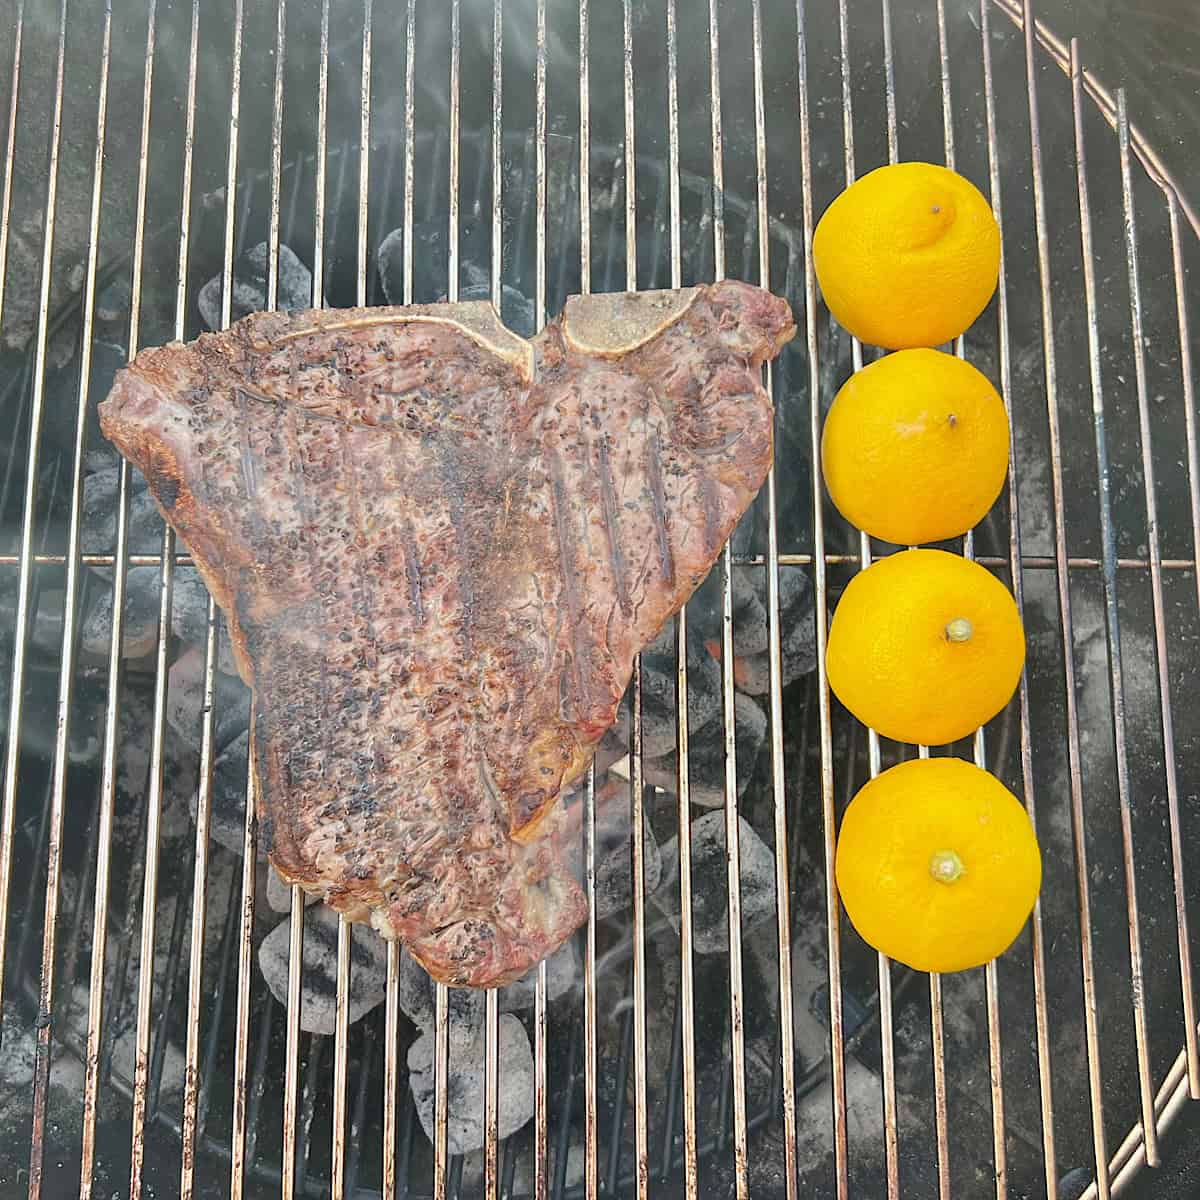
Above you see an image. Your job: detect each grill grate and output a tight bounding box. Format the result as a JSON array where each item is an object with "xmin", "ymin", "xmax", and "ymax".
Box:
[{"xmin": 0, "ymin": 0, "xmax": 1198, "ymax": 1198}]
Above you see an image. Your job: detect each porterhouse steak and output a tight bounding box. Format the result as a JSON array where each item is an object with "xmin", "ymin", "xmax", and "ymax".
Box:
[{"xmin": 99, "ymin": 280, "xmax": 795, "ymax": 987}]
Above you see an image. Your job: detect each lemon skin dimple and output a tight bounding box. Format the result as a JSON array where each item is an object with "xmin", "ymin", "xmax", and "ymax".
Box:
[
  {"xmin": 813, "ymin": 162, "xmax": 1001, "ymax": 350},
  {"xmin": 835, "ymin": 757, "xmax": 1042, "ymax": 974}
]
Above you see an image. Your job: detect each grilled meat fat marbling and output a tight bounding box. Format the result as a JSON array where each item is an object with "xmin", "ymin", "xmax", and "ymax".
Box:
[{"xmin": 99, "ymin": 280, "xmax": 796, "ymax": 987}]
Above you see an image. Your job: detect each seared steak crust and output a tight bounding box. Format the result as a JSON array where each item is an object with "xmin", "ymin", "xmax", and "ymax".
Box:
[{"xmin": 99, "ymin": 281, "xmax": 795, "ymax": 986}]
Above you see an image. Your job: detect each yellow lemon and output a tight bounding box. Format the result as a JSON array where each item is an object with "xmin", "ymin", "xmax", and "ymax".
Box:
[
  {"xmin": 835, "ymin": 757, "xmax": 1041, "ymax": 973},
  {"xmin": 826, "ymin": 549, "xmax": 1025, "ymax": 745},
  {"xmin": 813, "ymin": 162, "xmax": 1001, "ymax": 349},
  {"xmin": 821, "ymin": 348, "xmax": 1010, "ymax": 545}
]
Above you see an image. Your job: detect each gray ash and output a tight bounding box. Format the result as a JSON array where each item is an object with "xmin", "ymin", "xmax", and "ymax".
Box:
[
  {"xmin": 407, "ymin": 1013, "xmax": 536, "ymax": 1158},
  {"xmin": 257, "ymin": 903, "xmax": 389, "ymax": 1036},
  {"xmin": 397, "ymin": 948, "xmax": 486, "ymax": 1053},
  {"xmin": 654, "ymin": 812, "xmax": 778, "ymax": 956},
  {"xmin": 197, "ymin": 242, "xmax": 315, "ymax": 330}
]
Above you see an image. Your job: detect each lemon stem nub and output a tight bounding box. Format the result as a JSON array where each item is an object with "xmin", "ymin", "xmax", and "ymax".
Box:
[
  {"xmin": 945, "ymin": 617, "xmax": 973, "ymax": 643},
  {"xmin": 930, "ymin": 849, "xmax": 965, "ymax": 884}
]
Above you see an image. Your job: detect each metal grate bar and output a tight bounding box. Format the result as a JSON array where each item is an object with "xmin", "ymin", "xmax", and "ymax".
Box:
[
  {"xmin": 662, "ymin": 3, "xmax": 699, "ymax": 1194},
  {"xmin": 181, "ymin": 596, "xmax": 219, "ymax": 1191},
  {"xmin": 979, "ymin": 1, "xmax": 1060, "ymax": 1193},
  {"xmin": 132, "ymin": 129, "xmax": 178, "ymax": 1200},
  {"xmin": 0, "ymin": 0, "xmax": 66, "ymax": 1054},
  {"xmin": 282, "ymin": 9, "xmax": 329, "ymax": 1196},
  {"xmin": 4, "ymin": 550, "xmax": 1198, "ymax": 572},
  {"xmin": 928, "ymin": 954, "xmax": 951, "ymax": 1199},
  {"xmin": 880, "ymin": 0, "xmax": 898, "ymax": 160},
  {"xmin": 915, "ymin": 754, "xmax": 952, "ymax": 1195},
  {"xmin": 230, "ymin": 539, "xmax": 260, "ymax": 1192},
  {"xmin": 1070, "ymin": 39, "xmax": 1159, "ymax": 1167},
  {"xmin": 573, "ymin": 0, "xmax": 599, "ymax": 1191},
  {"xmin": 794, "ymin": 2, "xmax": 850, "ymax": 1196},
  {"xmin": 833, "ymin": 3, "xmax": 908, "ymax": 1195},
  {"xmin": 620, "ymin": 3, "xmax": 653, "ymax": 1198},
  {"xmin": 878, "ymin": 4, "xmax": 906, "ymax": 1194},
  {"xmin": 1087, "ymin": 1023, "xmax": 1200, "ymax": 1197},
  {"xmin": 130, "ymin": 0, "xmax": 204, "ymax": 1186},
  {"xmin": 356, "ymin": 0, "xmax": 372, "ymax": 304},
  {"xmin": 176, "ymin": 4, "xmax": 214, "ymax": 1192},
  {"xmin": 983, "ymin": 957, "xmax": 1009, "ymax": 1194},
  {"xmin": 221, "ymin": 0, "xmax": 245, "ymax": 336},
  {"xmin": 704, "ymin": 4, "xmax": 752, "ymax": 1195},
  {"xmin": 432, "ymin": 5, "xmax": 462, "ymax": 1197},
  {"xmin": 379, "ymin": 636, "xmax": 400, "ymax": 1157},
  {"xmin": 1116, "ymin": 89, "xmax": 1200, "ymax": 1102},
  {"xmin": 220, "ymin": 0, "xmax": 258, "ymax": 1193},
  {"xmin": 28, "ymin": 5, "xmax": 111, "ymax": 1196},
  {"xmin": 1170, "ymin": 204, "xmax": 1200, "ymax": 827},
  {"xmin": 749, "ymin": 1, "xmax": 801, "ymax": 1197},
  {"xmin": 332, "ymin": 917, "xmax": 352, "ymax": 1197},
  {"xmin": 311, "ymin": 0, "xmax": 331, "ymax": 308},
  {"xmin": 282, "ymin": 880, "xmax": 306, "ymax": 1199},
  {"xmin": 382, "ymin": 7, "xmax": 414, "ymax": 1192},
  {"xmin": 267, "ymin": 0, "xmax": 287, "ymax": 312},
  {"xmin": 533, "ymin": 2, "xmax": 551, "ymax": 1197},
  {"xmin": 79, "ymin": 0, "xmax": 154, "ymax": 1192},
  {"xmin": 995, "ymin": 0, "xmax": 1199, "ymax": 239},
  {"xmin": 482, "ymin": 1, "xmax": 504, "ymax": 1193},
  {"xmin": 330, "ymin": 7, "xmax": 374, "ymax": 1198},
  {"xmin": 448, "ymin": 0, "xmax": 461, "ymax": 299},
  {"xmin": 1167, "ymin": 181, "xmax": 1200, "ymax": 1087},
  {"xmin": 0, "ymin": 0, "xmax": 22, "ymax": 332},
  {"xmin": 1023, "ymin": 5, "xmax": 1112, "ymax": 1194},
  {"xmin": 933, "ymin": 8, "xmax": 1010, "ymax": 1193},
  {"xmin": 576, "ymin": 5, "xmax": 600, "ymax": 1190}
]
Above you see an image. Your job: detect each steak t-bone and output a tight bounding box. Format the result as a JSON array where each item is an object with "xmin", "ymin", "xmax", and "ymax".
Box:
[{"xmin": 99, "ymin": 280, "xmax": 796, "ymax": 987}]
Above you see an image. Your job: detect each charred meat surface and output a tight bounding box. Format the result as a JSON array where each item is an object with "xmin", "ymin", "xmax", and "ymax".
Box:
[{"xmin": 98, "ymin": 281, "xmax": 796, "ymax": 987}]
